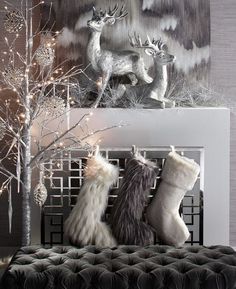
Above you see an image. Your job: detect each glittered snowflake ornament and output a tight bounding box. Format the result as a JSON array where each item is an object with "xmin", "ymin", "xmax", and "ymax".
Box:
[
  {"xmin": 2, "ymin": 66, "xmax": 24, "ymax": 88},
  {"xmin": 35, "ymin": 45, "xmax": 55, "ymax": 66},
  {"xmin": 34, "ymin": 183, "xmax": 48, "ymax": 207},
  {"xmin": 43, "ymin": 96, "xmax": 66, "ymax": 117},
  {"xmin": 4, "ymin": 10, "xmax": 25, "ymax": 33}
]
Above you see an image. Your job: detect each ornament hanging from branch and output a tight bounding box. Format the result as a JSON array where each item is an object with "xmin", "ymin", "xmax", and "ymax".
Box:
[
  {"xmin": 8, "ymin": 184, "xmax": 13, "ymax": 234},
  {"xmin": 42, "ymin": 96, "xmax": 66, "ymax": 117},
  {"xmin": 4, "ymin": 11, "xmax": 25, "ymax": 34},
  {"xmin": 35, "ymin": 44, "xmax": 55, "ymax": 67},
  {"xmin": 2, "ymin": 66, "xmax": 24, "ymax": 88},
  {"xmin": 0, "ymin": 121, "xmax": 6, "ymax": 141},
  {"xmin": 34, "ymin": 183, "xmax": 48, "ymax": 207}
]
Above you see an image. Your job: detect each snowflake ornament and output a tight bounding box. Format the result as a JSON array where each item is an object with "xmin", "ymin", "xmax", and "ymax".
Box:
[
  {"xmin": 43, "ymin": 96, "xmax": 66, "ymax": 117},
  {"xmin": 4, "ymin": 10, "xmax": 25, "ymax": 33},
  {"xmin": 35, "ymin": 45, "xmax": 55, "ymax": 66},
  {"xmin": 2, "ymin": 66, "xmax": 24, "ymax": 88}
]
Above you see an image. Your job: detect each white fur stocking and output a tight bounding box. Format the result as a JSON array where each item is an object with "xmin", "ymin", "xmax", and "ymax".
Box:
[
  {"xmin": 64, "ymin": 154, "xmax": 118, "ymax": 247},
  {"xmin": 147, "ymin": 151, "xmax": 200, "ymax": 247}
]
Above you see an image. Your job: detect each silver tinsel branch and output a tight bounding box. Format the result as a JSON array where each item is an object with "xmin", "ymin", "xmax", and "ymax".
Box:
[{"xmin": 0, "ymin": 0, "xmax": 124, "ymax": 246}]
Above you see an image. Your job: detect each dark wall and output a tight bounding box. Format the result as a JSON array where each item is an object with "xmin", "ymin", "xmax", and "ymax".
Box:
[
  {"xmin": 0, "ymin": 0, "xmax": 40, "ymax": 248},
  {"xmin": 0, "ymin": 188, "xmax": 22, "ymax": 246}
]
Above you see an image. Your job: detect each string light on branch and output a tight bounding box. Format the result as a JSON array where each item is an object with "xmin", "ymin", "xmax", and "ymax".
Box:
[
  {"xmin": 35, "ymin": 44, "xmax": 55, "ymax": 66},
  {"xmin": 4, "ymin": 11, "xmax": 25, "ymax": 33},
  {"xmin": 2, "ymin": 66, "xmax": 24, "ymax": 88},
  {"xmin": 42, "ymin": 96, "xmax": 66, "ymax": 117}
]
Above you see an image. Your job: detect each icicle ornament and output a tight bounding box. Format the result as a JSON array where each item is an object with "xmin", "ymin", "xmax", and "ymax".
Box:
[
  {"xmin": 8, "ymin": 183, "xmax": 13, "ymax": 234},
  {"xmin": 34, "ymin": 183, "xmax": 48, "ymax": 207},
  {"xmin": 4, "ymin": 10, "xmax": 25, "ymax": 33},
  {"xmin": 43, "ymin": 96, "xmax": 66, "ymax": 117},
  {"xmin": 16, "ymin": 141, "xmax": 21, "ymax": 193},
  {"xmin": 35, "ymin": 44, "xmax": 55, "ymax": 66},
  {"xmin": 2, "ymin": 66, "xmax": 24, "ymax": 88}
]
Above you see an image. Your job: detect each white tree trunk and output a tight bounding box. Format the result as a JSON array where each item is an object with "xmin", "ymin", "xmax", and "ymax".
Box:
[
  {"xmin": 21, "ymin": 126, "xmax": 32, "ymax": 246},
  {"xmin": 21, "ymin": 0, "xmax": 32, "ymax": 246}
]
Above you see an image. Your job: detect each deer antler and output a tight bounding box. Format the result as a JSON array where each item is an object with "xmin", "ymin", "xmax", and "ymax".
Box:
[
  {"xmin": 92, "ymin": 6, "xmax": 98, "ymax": 17},
  {"xmin": 129, "ymin": 33, "xmax": 165, "ymax": 51},
  {"xmin": 92, "ymin": 4, "xmax": 128, "ymax": 21},
  {"xmin": 108, "ymin": 4, "xmax": 119, "ymax": 16},
  {"xmin": 97, "ymin": 4, "xmax": 128, "ymax": 20},
  {"xmin": 113, "ymin": 4, "xmax": 128, "ymax": 20}
]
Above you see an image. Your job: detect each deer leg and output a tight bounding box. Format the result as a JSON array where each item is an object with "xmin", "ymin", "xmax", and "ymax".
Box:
[
  {"xmin": 144, "ymin": 97, "xmax": 166, "ymax": 109},
  {"xmin": 93, "ymin": 73, "xmax": 111, "ymax": 108},
  {"xmin": 127, "ymin": 73, "xmax": 138, "ymax": 86}
]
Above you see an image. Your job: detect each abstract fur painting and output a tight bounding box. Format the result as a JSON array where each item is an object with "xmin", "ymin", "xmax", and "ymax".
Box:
[{"xmin": 42, "ymin": 0, "xmax": 210, "ymax": 107}]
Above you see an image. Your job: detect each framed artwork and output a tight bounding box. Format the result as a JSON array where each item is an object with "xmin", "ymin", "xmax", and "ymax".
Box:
[{"xmin": 42, "ymin": 0, "xmax": 210, "ymax": 107}]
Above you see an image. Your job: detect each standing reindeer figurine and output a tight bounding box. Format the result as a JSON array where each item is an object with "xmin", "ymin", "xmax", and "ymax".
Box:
[
  {"xmin": 87, "ymin": 5, "xmax": 153, "ymax": 108},
  {"xmin": 118, "ymin": 34, "xmax": 176, "ymax": 108}
]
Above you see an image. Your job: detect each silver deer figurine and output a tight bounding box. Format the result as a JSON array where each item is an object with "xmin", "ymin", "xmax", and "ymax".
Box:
[
  {"xmin": 118, "ymin": 34, "xmax": 176, "ymax": 108},
  {"xmin": 87, "ymin": 5, "xmax": 153, "ymax": 108}
]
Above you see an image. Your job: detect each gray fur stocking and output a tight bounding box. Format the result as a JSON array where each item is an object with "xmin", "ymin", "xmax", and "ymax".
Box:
[
  {"xmin": 110, "ymin": 153, "xmax": 156, "ymax": 246},
  {"xmin": 64, "ymin": 153, "xmax": 118, "ymax": 247}
]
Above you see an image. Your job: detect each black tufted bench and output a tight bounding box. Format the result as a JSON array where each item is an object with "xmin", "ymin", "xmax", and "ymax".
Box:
[{"xmin": 2, "ymin": 245, "xmax": 236, "ymax": 289}]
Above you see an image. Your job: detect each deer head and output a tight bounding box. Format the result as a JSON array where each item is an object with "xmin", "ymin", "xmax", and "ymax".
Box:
[
  {"xmin": 87, "ymin": 4, "xmax": 128, "ymax": 32},
  {"xmin": 129, "ymin": 33, "xmax": 176, "ymax": 65}
]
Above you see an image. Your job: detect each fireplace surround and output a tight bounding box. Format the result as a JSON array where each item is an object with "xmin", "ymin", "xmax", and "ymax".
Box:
[{"xmin": 31, "ymin": 108, "xmax": 230, "ymax": 246}]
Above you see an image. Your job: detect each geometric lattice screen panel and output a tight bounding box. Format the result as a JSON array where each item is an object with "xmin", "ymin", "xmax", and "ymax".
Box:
[{"xmin": 41, "ymin": 147, "xmax": 203, "ymax": 246}]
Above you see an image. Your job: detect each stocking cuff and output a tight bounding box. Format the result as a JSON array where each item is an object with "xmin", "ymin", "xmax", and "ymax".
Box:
[
  {"xmin": 85, "ymin": 154, "xmax": 119, "ymax": 186},
  {"xmin": 161, "ymin": 151, "xmax": 200, "ymax": 191},
  {"xmin": 134, "ymin": 153, "xmax": 157, "ymax": 169}
]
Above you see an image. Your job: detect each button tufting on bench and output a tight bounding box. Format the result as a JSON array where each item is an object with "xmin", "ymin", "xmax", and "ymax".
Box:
[{"xmin": 2, "ymin": 245, "xmax": 236, "ymax": 289}]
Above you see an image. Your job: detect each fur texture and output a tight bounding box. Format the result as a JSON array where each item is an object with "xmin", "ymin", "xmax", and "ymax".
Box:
[
  {"xmin": 147, "ymin": 151, "xmax": 200, "ymax": 247},
  {"xmin": 110, "ymin": 153, "xmax": 156, "ymax": 245},
  {"xmin": 64, "ymin": 154, "xmax": 118, "ymax": 247},
  {"xmin": 0, "ymin": 256, "xmax": 11, "ymax": 271}
]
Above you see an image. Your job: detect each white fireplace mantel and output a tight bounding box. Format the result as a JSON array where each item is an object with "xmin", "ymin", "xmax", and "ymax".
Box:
[{"xmin": 31, "ymin": 107, "xmax": 230, "ymax": 246}]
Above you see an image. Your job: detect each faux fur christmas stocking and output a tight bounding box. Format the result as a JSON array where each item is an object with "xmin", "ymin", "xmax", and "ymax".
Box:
[
  {"xmin": 146, "ymin": 151, "xmax": 200, "ymax": 247},
  {"xmin": 110, "ymin": 152, "xmax": 156, "ymax": 246},
  {"xmin": 64, "ymin": 153, "xmax": 118, "ymax": 247}
]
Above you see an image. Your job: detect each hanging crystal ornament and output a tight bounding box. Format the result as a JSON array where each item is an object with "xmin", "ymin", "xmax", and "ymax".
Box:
[
  {"xmin": 4, "ymin": 10, "xmax": 25, "ymax": 33},
  {"xmin": 34, "ymin": 183, "xmax": 48, "ymax": 207},
  {"xmin": 8, "ymin": 183, "xmax": 13, "ymax": 234},
  {"xmin": 43, "ymin": 96, "xmax": 66, "ymax": 117},
  {"xmin": 16, "ymin": 141, "xmax": 21, "ymax": 193},
  {"xmin": 34, "ymin": 163, "xmax": 48, "ymax": 207},
  {"xmin": 35, "ymin": 44, "xmax": 55, "ymax": 66},
  {"xmin": 66, "ymin": 84, "xmax": 70, "ymax": 130},
  {"xmin": 0, "ymin": 121, "xmax": 6, "ymax": 141},
  {"xmin": 2, "ymin": 66, "xmax": 24, "ymax": 88}
]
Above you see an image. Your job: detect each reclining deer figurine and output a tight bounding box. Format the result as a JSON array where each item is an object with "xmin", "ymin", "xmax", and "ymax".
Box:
[
  {"xmin": 87, "ymin": 5, "xmax": 153, "ymax": 108},
  {"xmin": 118, "ymin": 34, "xmax": 176, "ymax": 108}
]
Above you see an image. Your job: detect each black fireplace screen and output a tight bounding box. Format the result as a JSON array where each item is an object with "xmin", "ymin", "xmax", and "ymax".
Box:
[{"xmin": 41, "ymin": 147, "xmax": 203, "ymax": 246}]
